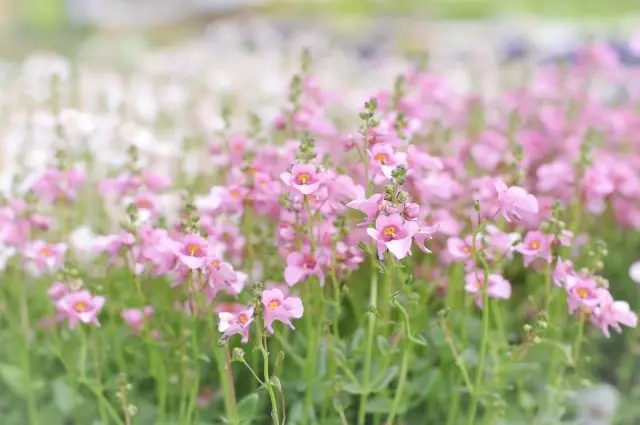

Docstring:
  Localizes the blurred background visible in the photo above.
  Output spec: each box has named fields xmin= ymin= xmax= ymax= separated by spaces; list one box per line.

xmin=1 ymin=0 xmax=640 ymax=60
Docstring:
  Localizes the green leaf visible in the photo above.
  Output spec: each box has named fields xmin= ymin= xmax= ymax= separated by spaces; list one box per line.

xmin=364 ymin=396 xmax=394 ymax=413
xmin=52 ymin=378 xmax=85 ymax=414
xmin=0 ymin=363 xmax=44 ymax=399
xmin=413 ymin=334 xmax=428 ymax=347
xmin=237 ymin=393 xmax=260 ymax=424
xmin=341 ymin=381 xmax=364 ymax=395
xmin=376 ymin=335 xmax=390 ymax=357
xmin=539 ymin=339 xmax=574 ymax=365
xmin=370 ymin=366 xmax=399 ymax=393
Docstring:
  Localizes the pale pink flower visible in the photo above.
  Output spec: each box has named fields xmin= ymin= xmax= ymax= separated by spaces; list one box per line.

xmin=494 ymin=180 xmax=539 ymax=223
xmin=284 ymin=249 xmax=324 ymax=286
xmin=56 ymin=290 xmax=105 ymax=329
xmin=261 ymin=288 xmax=304 ymax=333
xmin=592 ymin=289 xmax=638 ymax=338
xmin=553 ymin=258 xmax=575 ymax=287
xmin=347 ymin=193 xmax=384 ymax=225
xmin=565 ymin=275 xmax=601 ymax=314
xmin=175 ymin=234 xmax=208 ymax=270
xmin=281 ymin=164 xmax=324 ymax=195
xmin=515 ymin=231 xmax=553 ymax=267
xmin=24 ymin=241 xmax=67 ymax=273
xmin=368 ymin=144 xmax=406 ymax=183
xmin=367 ymin=214 xmax=419 ymax=260
xmin=218 ymin=306 xmax=254 ymax=343
xmin=121 ymin=306 xmax=153 ymax=333
xmin=464 ymin=271 xmax=512 ymax=308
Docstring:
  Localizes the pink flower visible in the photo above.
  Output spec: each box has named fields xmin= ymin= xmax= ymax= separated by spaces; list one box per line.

xmin=553 ymin=258 xmax=575 ymax=287
xmin=218 ymin=306 xmax=254 ymax=343
xmin=24 ymin=168 xmax=85 ymax=203
xmin=464 ymin=271 xmax=512 ymax=307
xmin=121 ymin=306 xmax=153 ymax=333
xmin=347 ymin=193 xmax=384 ymax=225
xmin=281 ymin=164 xmax=323 ymax=195
xmin=205 ymin=254 xmax=237 ymax=286
xmin=367 ymin=214 xmax=419 ymax=260
xmin=261 ymin=288 xmax=304 ymax=333
xmin=413 ymin=225 xmax=437 ymax=254
xmin=368 ymin=144 xmax=406 ymax=183
xmin=592 ymin=289 xmax=638 ymax=338
xmin=175 ymin=234 xmax=208 ymax=269
xmin=446 ymin=235 xmax=477 ymax=261
xmin=494 ymin=180 xmax=539 ymax=223
xmin=484 ymin=225 xmax=520 ymax=260
xmin=284 ymin=249 xmax=325 ymax=286
xmin=515 ymin=231 xmax=553 ymax=267
xmin=47 ymin=281 xmax=69 ymax=302
xmin=56 ymin=290 xmax=105 ymax=329
xmin=23 ymin=241 xmax=67 ymax=273
xmin=128 ymin=192 xmax=157 ymax=224
xmin=565 ymin=275 xmax=600 ymax=314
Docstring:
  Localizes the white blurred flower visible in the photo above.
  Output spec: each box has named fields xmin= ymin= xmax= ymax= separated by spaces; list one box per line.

xmin=630 ymin=261 xmax=640 ymax=284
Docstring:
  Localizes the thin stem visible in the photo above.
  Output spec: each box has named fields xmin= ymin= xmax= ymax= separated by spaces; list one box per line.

xmin=19 ymin=276 xmax=39 ymax=425
xmin=440 ymin=319 xmax=474 ymax=395
xmin=386 ymin=299 xmax=413 ymax=425
xmin=467 ymin=218 xmax=491 ymax=425
xmin=358 ymin=256 xmax=379 ymax=425
xmin=256 ymin=322 xmax=280 ymax=425
xmin=90 ymin=330 xmax=109 ymax=424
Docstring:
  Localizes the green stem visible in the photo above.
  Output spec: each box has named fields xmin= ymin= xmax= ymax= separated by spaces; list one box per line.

xmin=467 ymin=221 xmax=491 ymax=425
xmin=358 ymin=256 xmax=379 ymax=425
xmin=213 ymin=343 xmax=240 ymax=425
xmin=256 ymin=322 xmax=280 ymax=425
xmin=18 ymin=275 xmax=39 ymax=425
xmin=302 ymin=281 xmax=320 ymax=424
xmin=386 ymin=299 xmax=413 ymax=425
xmin=90 ymin=330 xmax=109 ymax=425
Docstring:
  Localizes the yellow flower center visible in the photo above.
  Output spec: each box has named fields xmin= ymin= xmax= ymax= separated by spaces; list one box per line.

xmin=296 ymin=173 xmax=311 ymax=185
xmin=187 ymin=244 xmax=201 ymax=256
xmin=576 ymin=288 xmax=589 ymax=299
xmin=137 ymin=199 xmax=152 ymax=209
xmin=374 ymin=153 xmax=389 ymax=164
xmin=238 ymin=314 xmax=248 ymax=324
xmin=383 ymin=226 xmax=396 ymax=239
xmin=41 ymin=247 xmax=53 ymax=257
xmin=268 ymin=300 xmax=280 ymax=310
xmin=211 ymin=260 xmax=220 ymax=269
xmin=74 ymin=302 xmax=87 ymax=313
xmin=303 ymin=256 xmax=317 ymax=269
xmin=529 ymin=240 xmax=540 ymax=250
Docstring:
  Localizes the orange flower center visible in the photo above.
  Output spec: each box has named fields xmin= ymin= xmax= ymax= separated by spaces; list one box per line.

xmin=529 ymin=240 xmax=541 ymax=250
xmin=238 ymin=314 xmax=248 ymax=324
xmin=187 ymin=244 xmax=201 ymax=256
xmin=40 ymin=247 xmax=53 ymax=257
xmin=137 ymin=199 xmax=152 ymax=209
xmin=383 ymin=226 xmax=396 ymax=239
xmin=374 ymin=153 xmax=389 ymax=164
xmin=74 ymin=302 xmax=87 ymax=313
xmin=462 ymin=245 xmax=471 ymax=254
xmin=303 ymin=256 xmax=317 ymax=269
xmin=268 ymin=300 xmax=280 ymax=310
xmin=296 ymin=172 xmax=312 ymax=185
xmin=576 ymin=288 xmax=589 ymax=299
xmin=230 ymin=189 xmax=241 ymax=199
xmin=211 ymin=260 xmax=220 ymax=269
